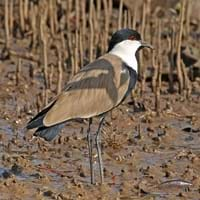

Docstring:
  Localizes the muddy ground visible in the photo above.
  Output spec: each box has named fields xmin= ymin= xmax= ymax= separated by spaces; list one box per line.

xmin=0 ymin=0 xmax=200 ymax=199
xmin=0 ymin=57 xmax=200 ymax=200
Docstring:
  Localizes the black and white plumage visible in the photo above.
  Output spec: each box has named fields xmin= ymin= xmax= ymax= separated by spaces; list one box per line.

xmin=27 ymin=28 xmax=153 ymax=184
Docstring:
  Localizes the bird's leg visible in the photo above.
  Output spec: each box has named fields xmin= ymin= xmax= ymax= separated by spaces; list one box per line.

xmin=95 ymin=116 xmax=105 ymax=184
xmin=87 ymin=118 xmax=94 ymax=184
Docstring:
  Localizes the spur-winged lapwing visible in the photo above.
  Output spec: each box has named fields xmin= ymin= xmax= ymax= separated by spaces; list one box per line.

xmin=27 ymin=28 xmax=153 ymax=184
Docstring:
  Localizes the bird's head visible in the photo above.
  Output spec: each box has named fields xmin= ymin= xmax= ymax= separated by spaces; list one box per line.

xmin=108 ymin=28 xmax=153 ymax=53
xmin=108 ymin=29 xmax=153 ymax=72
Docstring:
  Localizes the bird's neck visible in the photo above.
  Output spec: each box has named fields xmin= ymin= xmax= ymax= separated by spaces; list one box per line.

xmin=108 ymin=40 xmax=139 ymax=73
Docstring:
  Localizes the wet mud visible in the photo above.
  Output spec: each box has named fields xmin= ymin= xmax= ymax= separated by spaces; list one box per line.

xmin=0 ymin=65 xmax=200 ymax=199
xmin=0 ymin=0 xmax=200 ymax=199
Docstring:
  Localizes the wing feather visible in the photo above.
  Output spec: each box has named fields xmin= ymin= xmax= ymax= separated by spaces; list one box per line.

xmin=43 ymin=54 xmax=130 ymax=126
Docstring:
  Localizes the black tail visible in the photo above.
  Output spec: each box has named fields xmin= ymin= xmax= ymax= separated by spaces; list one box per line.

xmin=27 ymin=101 xmax=64 ymax=141
xmin=34 ymin=123 xmax=64 ymax=141
xmin=27 ymin=101 xmax=56 ymax=129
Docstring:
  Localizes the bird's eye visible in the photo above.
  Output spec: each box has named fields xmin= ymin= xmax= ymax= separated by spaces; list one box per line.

xmin=128 ymin=35 xmax=135 ymax=40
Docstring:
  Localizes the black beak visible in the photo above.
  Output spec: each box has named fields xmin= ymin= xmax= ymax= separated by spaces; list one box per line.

xmin=140 ymin=41 xmax=154 ymax=49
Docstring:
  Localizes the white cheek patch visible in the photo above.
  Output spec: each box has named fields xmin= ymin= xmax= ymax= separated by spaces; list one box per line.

xmin=108 ymin=40 xmax=141 ymax=73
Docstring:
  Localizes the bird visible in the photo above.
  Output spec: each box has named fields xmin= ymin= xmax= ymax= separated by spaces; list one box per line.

xmin=26 ymin=28 xmax=153 ymax=184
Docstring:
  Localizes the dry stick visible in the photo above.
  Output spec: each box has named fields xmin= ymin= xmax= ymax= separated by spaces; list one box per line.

xmin=70 ymin=35 xmax=75 ymax=77
xmin=40 ymin=16 xmax=48 ymax=88
xmin=66 ymin=0 xmax=72 ymax=32
xmin=30 ymin=2 xmax=37 ymax=50
xmin=5 ymin=0 xmax=10 ymax=48
xmin=151 ymin=48 xmax=157 ymax=93
xmin=74 ymin=30 xmax=79 ymax=74
xmin=9 ymin=0 xmax=13 ymax=39
xmin=118 ymin=0 xmax=123 ymax=30
xmin=182 ymin=0 xmax=191 ymax=99
xmin=49 ymin=64 xmax=54 ymax=91
xmin=81 ymin=0 xmax=86 ymax=50
xmin=123 ymin=10 xmax=127 ymax=28
xmin=155 ymin=62 xmax=161 ymax=116
xmin=103 ymin=0 xmax=109 ymax=53
xmin=92 ymin=3 xmax=98 ymax=56
xmin=61 ymin=31 xmax=67 ymax=58
xmin=146 ymin=0 xmax=151 ymax=16
xmin=152 ymin=18 xmax=159 ymax=93
xmin=66 ymin=32 xmax=74 ymax=76
xmin=107 ymin=0 xmax=113 ymax=48
xmin=96 ymin=0 xmax=101 ymax=22
xmin=146 ymin=0 xmax=151 ymax=42
xmin=176 ymin=0 xmax=186 ymax=94
xmin=36 ymin=93 xmax=43 ymax=112
xmin=23 ymin=0 xmax=28 ymax=33
xmin=140 ymin=0 xmax=147 ymax=96
xmin=155 ymin=20 xmax=162 ymax=116
xmin=42 ymin=88 xmax=47 ymax=108
xmin=108 ymin=0 xmax=113 ymax=20
xmin=166 ymin=34 xmax=171 ymax=81
xmin=24 ymin=0 xmax=28 ymax=20
xmin=95 ymin=4 xmax=100 ymax=57
xmin=149 ymin=19 xmax=154 ymax=48
xmin=107 ymin=0 xmax=113 ymax=46
xmin=79 ymin=28 xmax=84 ymax=68
xmin=168 ymin=24 xmax=175 ymax=93
xmin=16 ymin=58 xmax=22 ymax=86
xmin=49 ymin=0 xmax=55 ymax=36
xmin=75 ymin=0 xmax=80 ymax=30
xmin=185 ymin=0 xmax=191 ymax=38
xmin=89 ymin=0 xmax=94 ymax=62
xmin=181 ymin=60 xmax=191 ymax=99
xmin=132 ymin=1 xmax=138 ymax=29
xmin=56 ymin=45 xmax=63 ymax=94
xmin=53 ymin=0 xmax=58 ymax=34
xmin=39 ymin=3 xmax=49 ymax=106
xmin=66 ymin=0 xmax=73 ymax=73
xmin=128 ymin=10 xmax=132 ymax=28
xmin=96 ymin=0 xmax=104 ymax=55
xmin=42 ymin=38 xmax=48 ymax=106
xmin=19 ymin=0 xmax=25 ymax=33
xmin=96 ymin=0 xmax=101 ymax=54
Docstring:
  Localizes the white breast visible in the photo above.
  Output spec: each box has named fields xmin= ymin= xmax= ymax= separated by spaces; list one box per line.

xmin=109 ymin=40 xmax=141 ymax=73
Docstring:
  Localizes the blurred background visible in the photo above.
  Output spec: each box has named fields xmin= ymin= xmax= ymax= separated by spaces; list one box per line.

xmin=0 ymin=0 xmax=200 ymax=199
xmin=0 ymin=0 xmax=200 ymax=112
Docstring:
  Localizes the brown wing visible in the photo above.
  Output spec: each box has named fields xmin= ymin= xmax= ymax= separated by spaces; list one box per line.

xmin=43 ymin=54 xmax=130 ymax=126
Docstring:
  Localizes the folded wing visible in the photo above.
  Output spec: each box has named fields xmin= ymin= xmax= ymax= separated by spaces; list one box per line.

xmin=43 ymin=54 xmax=130 ymax=126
